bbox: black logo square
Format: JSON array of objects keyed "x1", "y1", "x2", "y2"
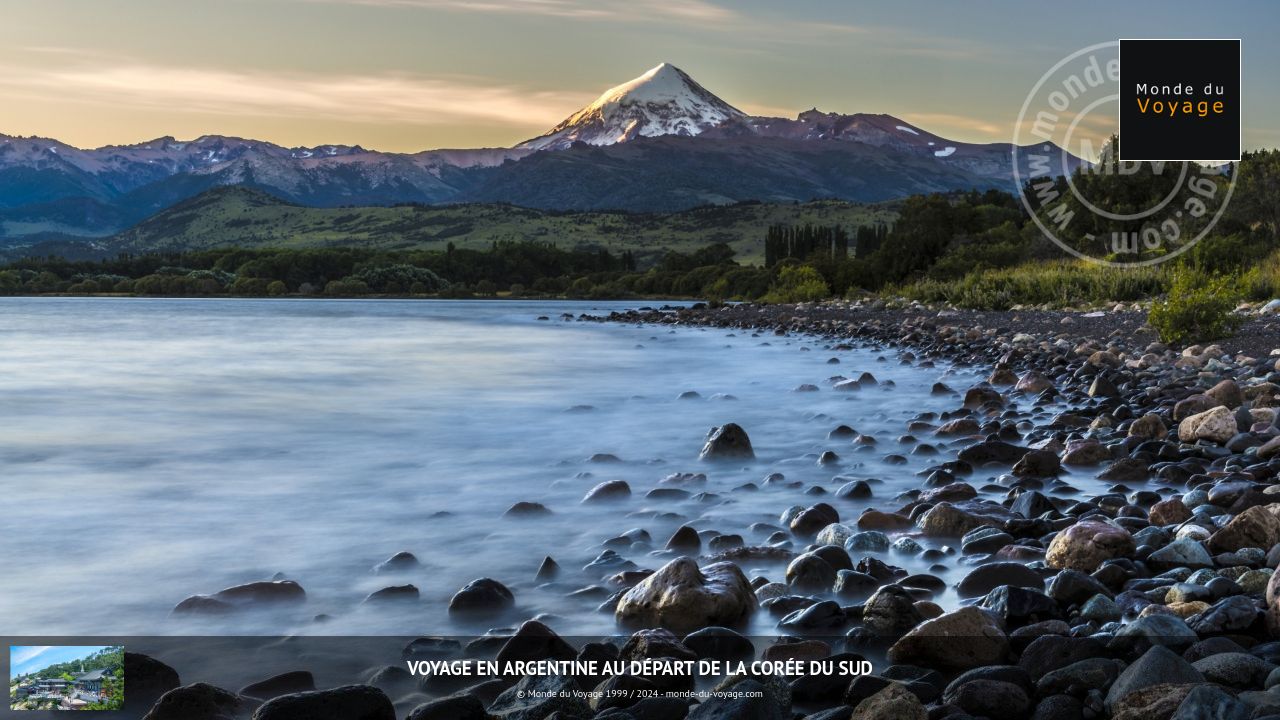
[{"x1": 1120, "y1": 39, "x2": 1241, "y2": 161}]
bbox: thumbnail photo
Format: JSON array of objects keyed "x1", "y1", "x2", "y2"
[{"x1": 9, "y1": 646, "x2": 123, "y2": 711}]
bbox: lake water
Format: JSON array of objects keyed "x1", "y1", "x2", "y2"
[{"x1": 0, "y1": 298, "x2": 990, "y2": 638}]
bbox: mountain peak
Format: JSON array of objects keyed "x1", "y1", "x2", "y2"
[{"x1": 517, "y1": 63, "x2": 744, "y2": 151}]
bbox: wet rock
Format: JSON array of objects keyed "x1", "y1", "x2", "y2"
[
  {"x1": 1206, "y1": 378, "x2": 1244, "y2": 408},
  {"x1": 1189, "y1": 595, "x2": 1262, "y2": 634},
  {"x1": 979, "y1": 585, "x2": 1059, "y2": 626},
  {"x1": 240, "y1": 671, "x2": 318, "y2": 702},
  {"x1": 856, "y1": 510, "x2": 913, "y2": 531},
  {"x1": 583, "y1": 480, "x2": 632, "y2": 503},
  {"x1": 683, "y1": 626, "x2": 754, "y2": 663},
  {"x1": 815, "y1": 523, "x2": 855, "y2": 547},
  {"x1": 937, "y1": 418, "x2": 981, "y2": 435},
  {"x1": 174, "y1": 580, "x2": 306, "y2": 615},
  {"x1": 535, "y1": 556, "x2": 560, "y2": 581},
  {"x1": 1016, "y1": 372, "x2": 1054, "y2": 394},
  {"x1": 834, "y1": 570, "x2": 879, "y2": 600},
  {"x1": 779, "y1": 600, "x2": 846, "y2": 632},
  {"x1": 489, "y1": 675, "x2": 589, "y2": 720},
  {"x1": 1104, "y1": 646, "x2": 1204, "y2": 711},
  {"x1": 1128, "y1": 413, "x2": 1168, "y2": 440},
  {"x1": 943, "y1": 679, "x2": 1030, "y2": 720},
  {"x1": 887, "y1": 606, "x2": 1010, "y2": 671},
  {"x1": 143, "y1": 683, "x2": 245, "y2": 720},
  {"x1": 1177, "y1": 406, "x2": 1237, "y2": 444},
  {"x1": 785, "y1": 553, "x2": 837, "y2": 592},
  {"x1": 1036, "y1": 657, "x2": 1122, "y2": 697},
  {"x1": 1045, "y1": 520, "x2": 1135, "y2": 572},
  {"x1": 956, "y1": 562, "x2": 1043, "y2": 598},
  {"x1": 957, "y1": 439, "x2": 1026, "y2": 465},
  {"x1": 373, "y1": 551, "x2": 419, "y2": 573},
  {"x1": 666, "y1": 525, "x2": 701, "y2": 553},
  {"x1": 961, "y1": 526, "x2": 1015, "y2": 554},
  {"x1": 1191, "y1": 651, "x2": 1273, "y2": 688},
  {"x1": 964, "y1": 385, "x2": 1005, "y2": 409},
  {"x1": 1207, "y1": 504, "x2": 1280, "y2": 553},
  {"x1": 363, "y1": 585, "x2": 418, "y2": 603},
  {"x1": 1112, "y1": 613, "x2": 1199, "y2": 651},
  {"x1": 862, "y1": 585, "x2": 925, "y2": 637},
  {"x1": 1017, "y1": 635, "x2": 1106, "y2": 678},
  {"x1": 1013, "y1": 450, "x2": 1061, "y2": 477},
  {"x1": 1061, "y1": 439, "x2": 1111, "y2": 465},
  {"x1": 406, "y1": 695, "x2": 487, "y2": 720},
  {"x1": 849, "y1": 682, "x2": 925, "y2": 720},
  {"x1": 1147, "y1": 538, "x2": 1215, "y2": 570},
  {"x1": 791, "y1": 503, "x2": 840, "y2": 536},
  {"x1": 916, "y1": 502, "x2": 989, "y2": 537},
  {"x1": 845, "y1": 531, "x2": 891, "y2": 552},
  {"x1": 1109, "y1": 683, "x2": 1196, "y2": 720},
  {"x1": 1079, "y1": 594, "x2": 1122, "y2": 623},
  {"x1": 700, "y1": 424, "x2": 754, "y2": 460},
  {"x1": 615, "y1": 557, "x2": 755, "y2": 633},
  {"x1": 1046, "y1": 569, "x2": 1113, "y2": 606},
  {"x1": 447, "y1": 578, "x2": 514, "y2": 616},
  {"x1": 1149, "y1": 498, "x2": 1192, "y2": 526},
  {"x1": 505, "y1": 501, "x2": 552, "y2": 517},
  {"x1": 1169, "y1": 684, "x2": 1250, "y2": 720},
  {"x1": 496, "y1": 620, "x2": 577, "y2": 666},
  {"x1": 125, "y1": 652, "x2": 181, "y2": 710}
]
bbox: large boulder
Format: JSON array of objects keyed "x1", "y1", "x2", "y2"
[
  {"x1": 1045, "y1": 521, "x2": 1135, "y2": 572},
  {"x1": 917, "y1": 502, "x2": 992, "y2": 537},
  {"x1": 489, "y1": 675, "x2": 590, "y2": 720},
  {"x1": 125, "y1": 652, "x2": 181, "y2": 710},
  {"x1": 1104, "y1": 646, "x2": 1204, "y2": 712},
  {"x1": 1177, "y1": 406, "x2": 1237, "y2": 444},
  {"x1": 862, "y1": 585, "x2": 926, "y2": 637},
  {"x1": 850, "y1": 681, "x2": 926, "y2": 720},
  {"x1": 615, "y1": 557, "x2": 755, "y2": 633},
  {"x1": 700, "y1": 424, "x2": 754, "y2": 460},
  {"x1": 447, "y1": 578, "x2": 514, "y2": 616},
  {"x1": 173, "y1": 580, "x2": 306, "y2": 614},
  {"x1": 252, "y1": 685, "x2": 395, "y2": 720},
  {"x1": 886, "y1": 606, "x2": 1010, "y2": 671},
  {"x1": 1206, "y1": 505, "x2": 1280, "y2": 553},
  {"x1": 143, "y1": 683, "x2": 246, "y2": 720}
]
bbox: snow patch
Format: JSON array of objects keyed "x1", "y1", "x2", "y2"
[
  {"x1": 896, "y1": 125, "x2": 919, "y2": 135},
  {"x1": 934, "y1": 146, "x2": 956, "y2": 157}
]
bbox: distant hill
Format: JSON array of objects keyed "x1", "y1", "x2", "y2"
[{"x1": 93, "y1": 186, "x2": 895, "y2": 265}]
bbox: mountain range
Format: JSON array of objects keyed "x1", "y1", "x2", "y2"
[{"x1": 0, "y1": 63, "x2": 1079, "y2": 251}]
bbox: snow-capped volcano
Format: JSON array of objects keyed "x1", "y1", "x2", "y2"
[{"x1": 517, "y1": 63, "x2": 745, "y2": 151}]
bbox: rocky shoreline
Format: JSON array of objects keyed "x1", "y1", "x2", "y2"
[{"x1": 129, "y1": 299, "x2": 1280, "y2": 720}]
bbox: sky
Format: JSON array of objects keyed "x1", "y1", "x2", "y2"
[
  {"x1": 1, "y1": 0, "x2": 1277, "y2": 153},
  {"x1": 9, "y1": 646, "x2": 110, "y2": 678}
]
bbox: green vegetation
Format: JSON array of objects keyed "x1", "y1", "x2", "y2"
[
  {"x1": 102, "y1": 188, "x2": 894, "y2": 266},
  {"x1": 1147, "y1": 266, "x2": 1244, "y2": 344},
  {"x1": 9, "y1": 646, "x2": 123, "y2": 712}
]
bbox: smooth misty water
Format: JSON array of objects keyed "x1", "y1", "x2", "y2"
[{"x1": 0, "y1": 298, "x2": 1000, "y2": 637}]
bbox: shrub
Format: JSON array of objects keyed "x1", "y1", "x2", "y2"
[
  {"x1": 763, "y1": 265, "x2": 831, "y2": 304},
  {"x1": 267, "y1": 280, "x2": 288, "y2": 296},
  {"x1": 323, "y1": 278, "x2": 370, "y2": 296},
  {"x1": 352, "y1": 264, "x2": 447, "y2": 293},
  {"x1": 1147, "y1": 266, "x2": 1243, "y2": 345}
]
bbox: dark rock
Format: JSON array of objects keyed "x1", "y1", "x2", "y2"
[
  {"x1": 700, "y1": 424, "x2": 755, "y2": 460},
  {"x1": 406, "y1": 695, "x2": 487, "y2": 720},
  {"x1": 1104, "y1": 645, "x2": 1204, "y2": 711},
  {"x1": 239, "y1": 671, "x2": 316, "y2": 701},
  {"x1": 143, "y1": 683, "x2": 244, "y2": 720},
  {"x1": 447, "y1": 578, "x2": 514, "y2": 616},
  {"x1": 957, "y1": 562, "x2": 1044, "y2": 598}
]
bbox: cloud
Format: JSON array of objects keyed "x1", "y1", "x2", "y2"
[
  {"x1": 0, "y1": 62, "x2": 591, "y2": 129},
  {"x1": 10, "y1": 646, "x2": 54, "y2": 668},
  {"x1": 901, "y1": 112, "x2": 1007, "y2": 137},
  {"x1": 299, "y1": 0, "x2": 735, "y2": 22}
]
